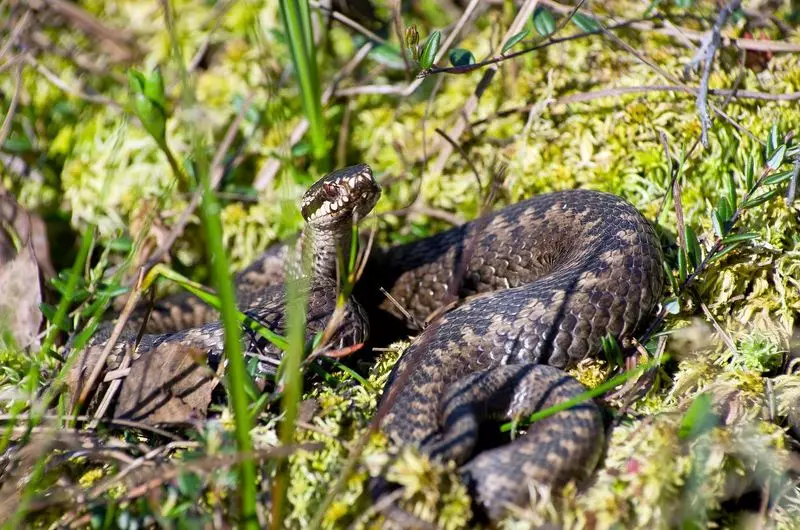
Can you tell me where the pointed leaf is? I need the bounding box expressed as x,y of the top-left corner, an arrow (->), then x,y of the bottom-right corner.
763,169 -> 794,186
711,210 -> 724,238
721,232 -> 759,244
677,247 -> 688,281
685,225 -> 702,269
533,8 -> 556,37
418,31 -> 441,69
572,12 -> 600,31
726,172 -> 737,210
709,241 -> 742,263
678,393 -> 718,440
502,29 -> 530,53
742,188 -> 780,209
664,296 -> 681,314
767,124 -> 780,154
767,144 -> 787,170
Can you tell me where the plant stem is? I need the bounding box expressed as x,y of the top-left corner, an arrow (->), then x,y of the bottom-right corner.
279,0 -> 327,166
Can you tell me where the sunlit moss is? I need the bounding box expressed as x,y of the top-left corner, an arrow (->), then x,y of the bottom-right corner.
4,0 -> 800,526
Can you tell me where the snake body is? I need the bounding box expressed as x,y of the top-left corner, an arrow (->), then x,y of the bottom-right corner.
370,189 -> 664,519
82,165 -> 664,521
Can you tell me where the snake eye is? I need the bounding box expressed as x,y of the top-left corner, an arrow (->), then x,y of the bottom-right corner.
322,182 -> 339,199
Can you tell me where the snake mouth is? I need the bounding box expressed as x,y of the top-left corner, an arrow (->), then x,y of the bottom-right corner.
301,164 -> 381,224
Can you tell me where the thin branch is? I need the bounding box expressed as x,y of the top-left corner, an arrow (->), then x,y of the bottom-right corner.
538,0 -> 800,53
22,55 -> 119,107
434,128 -> 483,194
75,267 -> 147,411
145,93 -> 254,269
0,9 -> 30,66
309,0 -> 389,46
332,0 -> 482,98
683,0 -> 742,148
422,13 -> 647,76
0,61 -> 22,149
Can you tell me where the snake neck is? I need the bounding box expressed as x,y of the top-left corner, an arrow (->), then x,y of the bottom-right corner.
290,221 -> 354,285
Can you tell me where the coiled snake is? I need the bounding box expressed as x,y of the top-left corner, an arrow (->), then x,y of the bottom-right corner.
82,164 -> 664,521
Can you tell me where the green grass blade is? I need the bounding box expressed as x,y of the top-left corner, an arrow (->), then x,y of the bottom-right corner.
271,266 -> 310,528
279,0 -> 326,166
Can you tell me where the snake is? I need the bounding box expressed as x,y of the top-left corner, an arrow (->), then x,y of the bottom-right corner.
78,164 -> 664,522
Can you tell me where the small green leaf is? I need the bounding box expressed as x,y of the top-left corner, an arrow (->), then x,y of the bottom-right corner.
742,188 -> 780,209
127,69 -> 146,93
719,196 -> 733,222
96,285 -> 130,298
726,172 -> 737,210
663,261 -> 679,293
709,241 -> 742,263
711,210 -> 724,238
721,232 -> 759,244
763,169 -> 795,186
663,296 -> 680,314
449,48 -> 476,67
767,124 -> 780,154
291,142 -> 311,157
677,247 -> 688,282
745,154 -> 755,190
678,393 -> 719,440
418,30 -> 441,69
685,225 -> 702,269
533,8 -> 556,37
143,68 -> 166,110
502,29 -> 530,53
600,333 -> 623,368
177,472 -> 202,498
571,12 -> 600,32
767,144 -> 787,170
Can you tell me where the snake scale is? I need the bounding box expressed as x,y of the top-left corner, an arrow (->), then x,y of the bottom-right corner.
82,164 -> 664,522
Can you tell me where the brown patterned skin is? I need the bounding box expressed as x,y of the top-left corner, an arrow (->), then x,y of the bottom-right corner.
83,165 -> 379,385
370,190 -> 664,520
92,177 -> 663,520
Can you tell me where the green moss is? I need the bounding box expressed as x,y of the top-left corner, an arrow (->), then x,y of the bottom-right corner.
4,0 -> 800,527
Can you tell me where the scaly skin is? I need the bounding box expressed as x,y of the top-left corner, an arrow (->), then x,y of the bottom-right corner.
86,172 -> 663,520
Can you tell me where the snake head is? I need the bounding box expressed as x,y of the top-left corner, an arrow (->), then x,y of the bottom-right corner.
301,164 -> 381,226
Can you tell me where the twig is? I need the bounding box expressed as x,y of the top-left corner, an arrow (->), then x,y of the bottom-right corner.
656,70 -> 746,220
683,0 -> 742,148
537,0 -> 800,53
75,268 -> 146,410
331,0 -> 482,99
429,0 -> 584,175
309,0 -> 388,46
0,9 -> 30,65
694,289 -> 738,355
434,128 -> 483,193
22,55 -> 119,107
0,61 -> 22,149
471,84 -> 800,129
379,287 -> 423,331
145,93 -> 254,269
377,204 -> 464,226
